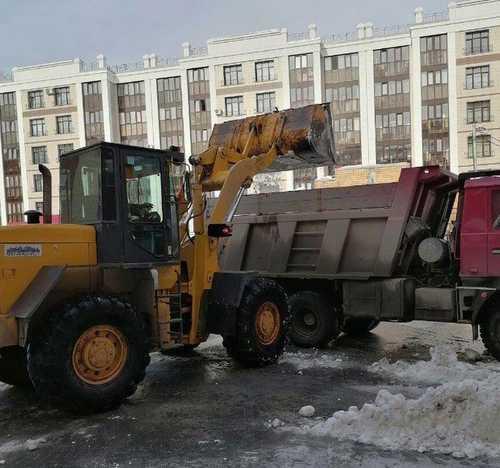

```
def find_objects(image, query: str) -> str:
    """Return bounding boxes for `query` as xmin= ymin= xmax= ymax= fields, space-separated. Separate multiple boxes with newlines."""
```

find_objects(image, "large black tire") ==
xmin=480 ymin=308 xmax=500 ymax=360
xmin=289 ymin=291 xmax=339 ymax=348
xmin=27 ymin=296 xmax=150 ymax=413
xmin=223 ymin=278 xmax=289 ymax=367
xmin=0 ymin=346 xmax=31 ymax=387
xmin=342 ymin=318 xmax=380 ymax=336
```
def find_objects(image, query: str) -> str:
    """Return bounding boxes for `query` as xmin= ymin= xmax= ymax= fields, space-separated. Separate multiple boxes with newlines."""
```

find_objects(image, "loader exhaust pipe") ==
xmin=39 ymin=164 xmax=52 ymax=224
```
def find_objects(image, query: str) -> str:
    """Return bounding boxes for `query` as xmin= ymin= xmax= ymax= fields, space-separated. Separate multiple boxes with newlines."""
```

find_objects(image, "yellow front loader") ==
xmin=0 ymin=104 xmax=335 ymax=412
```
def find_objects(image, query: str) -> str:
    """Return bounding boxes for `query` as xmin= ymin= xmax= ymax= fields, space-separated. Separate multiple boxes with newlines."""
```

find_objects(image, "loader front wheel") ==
xmin=27 ymin=296 xmax=150 ymax=413
xmin=224 ymin=278 xmax=289 ymax=367
xmin=0 ymin=346 xmax=31 ymax=387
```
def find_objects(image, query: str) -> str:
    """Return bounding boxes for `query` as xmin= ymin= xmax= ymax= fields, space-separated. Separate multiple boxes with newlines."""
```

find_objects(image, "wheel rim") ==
xmin=72 ymin=325 xmax=128 ymax=385
xmin=255 ymin=302 xmax=281 ymax=346
xmin=292 ymin=307 xmax=319 ymax=339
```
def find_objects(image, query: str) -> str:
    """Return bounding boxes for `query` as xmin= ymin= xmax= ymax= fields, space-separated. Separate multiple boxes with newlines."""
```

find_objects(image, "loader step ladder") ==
xmin=156 ymin=285 xmax=187 ymax=347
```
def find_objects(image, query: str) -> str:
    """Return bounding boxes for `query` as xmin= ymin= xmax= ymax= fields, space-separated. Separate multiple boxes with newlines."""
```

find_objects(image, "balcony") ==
xmin=324 ymin=68 xmax=359 ymax=84
xmin=423 ymin=151 xmax=449 ymax=167
xmin=422 ymin=118 xmax=449 ymax=133
xmin=334 ymin=131 xmax=361 ymax=146
xmin=330 ymin=99 xmax=360 ymax=115
xmin=421 ymin=84 xmax=448 ymax=101
xmin=421 ymin=50 xmax=448 ymax=67
xmin=374 ymin=61 xmax=409 ymax=80
xmin=376 ymin=126 xmax=411 ymax=140
xmin=375 ymin=94 xmax=410 ymax=110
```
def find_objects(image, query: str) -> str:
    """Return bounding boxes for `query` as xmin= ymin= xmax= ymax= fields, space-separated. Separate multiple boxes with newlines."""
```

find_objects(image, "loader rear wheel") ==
xmin=289 ymin=291 xmax=339 ymax=348
xmin=223 ymin=278 xmax=289 ymax=367
xmin=342 ymin=318 xmax=380 ymax=336
xmin=0 ymin=346 xmax=31 ymax=387
xmin=27 ymin=296 xmax=150 ymax=413
xmin=480 ymin=308 xmax=500 ymax=360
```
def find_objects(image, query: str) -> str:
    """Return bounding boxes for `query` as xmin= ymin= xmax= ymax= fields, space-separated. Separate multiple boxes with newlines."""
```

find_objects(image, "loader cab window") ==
xmin=60 ymin=148 xmax=102 ymax=224
xmin=125 ymin=155 xmax=165 ymax=256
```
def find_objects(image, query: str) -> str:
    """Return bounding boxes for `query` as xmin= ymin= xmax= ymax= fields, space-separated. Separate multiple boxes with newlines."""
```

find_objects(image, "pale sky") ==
xmin=0 ymin=0 xmax=449 ymax=71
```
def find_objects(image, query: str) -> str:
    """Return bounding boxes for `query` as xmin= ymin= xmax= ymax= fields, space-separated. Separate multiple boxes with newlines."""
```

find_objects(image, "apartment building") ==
xmin=0 ymin=0 xmax=499 ymax=223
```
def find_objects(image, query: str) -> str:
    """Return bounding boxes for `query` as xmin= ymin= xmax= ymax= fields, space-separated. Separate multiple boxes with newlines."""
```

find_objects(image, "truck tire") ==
xmin=289 ymin=291 xmax=339 ymax=348
xmin=0 ymin=346 xmax=31 ymax=387
xmin=223 ymin=278 xmax=289 ymax=367
xmin=342 ymin=318 xmax=380 ymax=336
xmin=27 ymin=296 xmax=150 ymax=413
xmin=480 ymin=308 xmax=500 ymax=360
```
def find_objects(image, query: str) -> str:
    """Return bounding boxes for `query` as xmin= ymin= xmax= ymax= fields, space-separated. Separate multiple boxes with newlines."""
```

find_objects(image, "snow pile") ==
xmin=290 ymin=375 xmax=500 ymax=459
xmin=280 ymin=351 xmax=344 ymax=370
xmin=285 ymin=347 xmax=500 ymax=459
xmin=371 ymin=345 xmax=499 ymax=384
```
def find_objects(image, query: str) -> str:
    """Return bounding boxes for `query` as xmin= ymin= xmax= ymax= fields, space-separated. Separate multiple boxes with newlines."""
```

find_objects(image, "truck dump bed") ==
xmin=216 ymin=166 xmax=457 ymax=279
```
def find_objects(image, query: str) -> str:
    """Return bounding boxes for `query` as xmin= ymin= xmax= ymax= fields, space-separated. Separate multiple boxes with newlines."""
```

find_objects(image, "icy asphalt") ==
xmin=0 ymin=321 xmax=498 ymax=468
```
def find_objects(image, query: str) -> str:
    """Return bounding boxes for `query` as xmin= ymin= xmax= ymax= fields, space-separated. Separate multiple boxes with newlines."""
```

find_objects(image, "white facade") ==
xmin=1 ymin=0 xmax=500 ymax=223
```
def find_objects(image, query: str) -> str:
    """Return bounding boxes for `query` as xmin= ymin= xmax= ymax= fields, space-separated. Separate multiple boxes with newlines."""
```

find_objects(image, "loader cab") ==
xmin=59 ymin=142 xmax=182 ymax=266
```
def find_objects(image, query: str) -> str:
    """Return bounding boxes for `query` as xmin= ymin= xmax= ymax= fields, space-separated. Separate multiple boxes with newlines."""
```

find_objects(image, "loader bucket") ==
xmin=208 ymin=104 xmax=336 ymax=171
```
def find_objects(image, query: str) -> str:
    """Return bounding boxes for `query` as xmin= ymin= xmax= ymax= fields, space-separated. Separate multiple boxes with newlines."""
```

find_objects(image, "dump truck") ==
xmin=0 ymin=104 xmax=335 ymax=412
xmin=216 ymin=166 xmax=500 ymax=358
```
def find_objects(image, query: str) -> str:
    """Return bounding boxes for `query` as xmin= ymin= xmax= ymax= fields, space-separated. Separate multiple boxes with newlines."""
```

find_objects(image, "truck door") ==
xmin=487 ymin=189 xmax=500 ymax=276
xmin=460 ymin=185 xmax=488 ymax=277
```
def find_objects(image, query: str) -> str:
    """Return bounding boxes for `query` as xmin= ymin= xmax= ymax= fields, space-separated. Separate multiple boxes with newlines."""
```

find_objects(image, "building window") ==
xmin=465 ymin=30 xmax=489 ymax=55
xmin=375 ymin=79 xmax=410 ymax=96
xmin=334 ymin=117 xmax=360 ymax=133
xmin=28 ymin=90 xmax=44 ymax=109
xmin=468 ymin=135 xmax=492 ymax=158
xmin=374 ymin=46 xmax=409 ymax=64
xmin=421 ymin=69 xmax=448 ymax=86
xmin=33 ymin=174 xmax=43 ymax=192
xmin=255 ymin=61 xmax=275 ymax=82
xmin=256 ymin=92 xmax=276 ymax=114
xmin=324 ymin=53 xmax=358 ymax=71
xmin=467 ymin=101 xmax=490 ymax=124
xmin=465 ymin=66 xmax=490 ymax=89
xmin=225 ymin=96 xmax=243 ymax=117
xmin=192 ymin=99 xmax=206 ymax=112
xmin=58 ymin=143 xmax=74 ymax=157
xmin=224 ymin=65 xmax=243 ymax=86
xmin=35 ymin=201 xmax=44 ymax=213
xmin=54 ymin=87 xmax=70 ymax=106
xmin=31 ymin=146 xmax=47 ymax=164
xmin=83 ymin=81 xmax=102 ymax=95
xmin=30 ymin=118 xmax=46 ymax=137
xmin=56 ymin=115 xmax=73 ymax=134
xmin=290 ymin=54 xmax=312 ymax=70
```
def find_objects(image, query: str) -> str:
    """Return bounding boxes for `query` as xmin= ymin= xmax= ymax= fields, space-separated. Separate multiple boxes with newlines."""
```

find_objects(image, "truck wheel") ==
xmin=223 ymin=278 xmax=289 ymax=367
xmin=342 ymin=318 xmax=380 ymax=336
xmin=289 ymin=291 xmax=339 ymax=348
xmin=27 ymin=296 xmax=150 ymax=413
xmin=0 ymin=346 xmax=31 ymax=387
xmin=480 ymin=309 xmax=500 ymax=360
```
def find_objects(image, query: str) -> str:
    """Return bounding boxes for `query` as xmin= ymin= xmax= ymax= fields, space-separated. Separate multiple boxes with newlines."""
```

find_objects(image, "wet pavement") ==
xmin=0 ymin=321 xmax=498 ymax=467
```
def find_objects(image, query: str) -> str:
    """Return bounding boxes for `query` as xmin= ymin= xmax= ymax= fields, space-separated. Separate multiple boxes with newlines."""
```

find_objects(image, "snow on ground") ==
xmin=371 ymin=345 xmax=500 ymax=385
xmin=280 ymin=351 xmax=345 ymax=370
xmin=283 ymin=347 xmax=500 ymax=459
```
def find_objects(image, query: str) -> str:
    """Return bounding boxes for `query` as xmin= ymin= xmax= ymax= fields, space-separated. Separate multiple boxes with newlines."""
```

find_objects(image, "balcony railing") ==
xmin=324 ymin=68 xmax=359 ymax=84
xmin=373 ymin=24 xmax=409 ymax=37
xmin=422 ymin=11 xmax=448 ymax=24
xmin=334 ymin=131 xmax=361 ymax=145
xmin=374 ymin=61 xmax=409 ymax=79
xmin=323 ymin=31 xmax=357 ymax=44
xmin=421 ymin=50 xmax=448 ymax=66
xmin=375 ymin=94 xmax=410 ymax=110
xmin=376 ymin=126 xmax=411 ymax=140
